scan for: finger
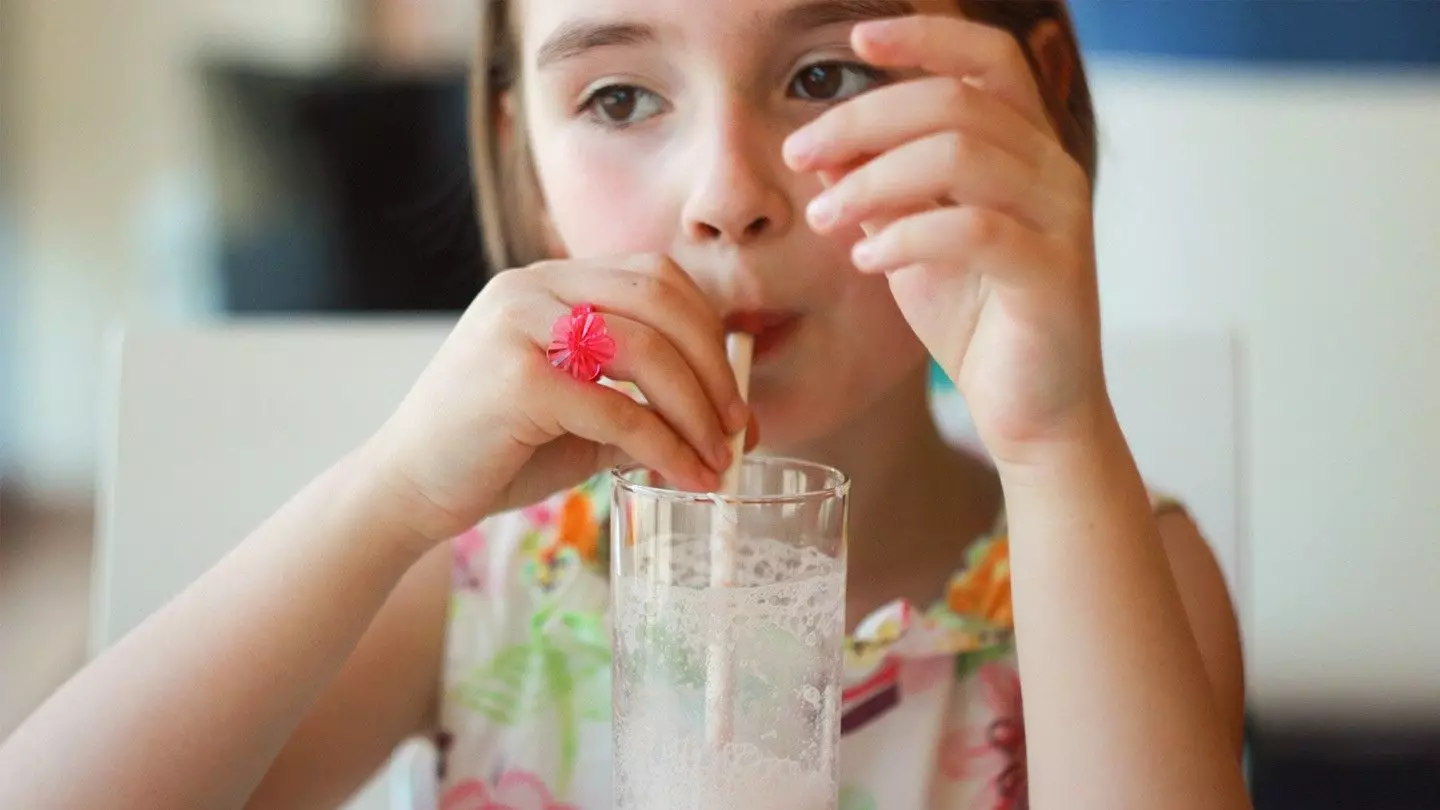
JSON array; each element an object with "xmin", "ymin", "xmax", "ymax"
[
  {"xmin": 538, "ymin": 257, "xmax": 747, "ymax": 432},
  {"xmin": 850, "ymin": 206, "xmax": 1053, "ymax": 283},
  {"xmin": 518, "ymin": 296, "xmax": 733, "ymax": 475},
  {"xmin": 743, "ymin": 411, "xmax": 761, "ymax": 453},
  {"xmin": 543, "ymin": 371, "xmax": 720, "ymax": 493},
  {"xmin": 851, "ymin": 15, "xmax": 1053, "ymax": 136},
  {"xmin": 808, "ymin": 130, "xmax": 1067, "ymax": 235},
  {"xmin": 785, "ymin": 76, "xmax": 1051, "ymax": 174},
  {"xmin": 599, "ymin": 313, "xmax": 735, "ymax": 474},
  {"xmin": 817, "ymin": 167, "xmax": 934, "ymax": 242}
]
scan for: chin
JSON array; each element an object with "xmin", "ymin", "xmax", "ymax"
[{"xmin": 747, "ymin": 374, "xmax": 864, "ymax": 454}]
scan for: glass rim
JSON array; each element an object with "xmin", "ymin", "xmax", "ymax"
[{"xmin": 611, "ymin": 456, "xmax": 850, "ymax": 506}]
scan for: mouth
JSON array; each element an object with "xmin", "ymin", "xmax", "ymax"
[{"xmin": 723, "ymin": 310, "xmax": 802, "ymax": 361}]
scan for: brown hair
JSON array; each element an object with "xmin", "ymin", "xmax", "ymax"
[{"xmin": 472, "ymin": 0, "xmax": 1097, "ymax": 273}]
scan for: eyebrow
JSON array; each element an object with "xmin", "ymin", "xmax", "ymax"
[
  {"xmin": 533, "ymin": 0, "xmax": 915, "ymax": 71},
  {"xmin": 535, "ymin": 20, "xmax": 656, "ymax": 70},
  {"xmin": 774, "ymin": 0, "xmax": 916, "ymax": 32}
]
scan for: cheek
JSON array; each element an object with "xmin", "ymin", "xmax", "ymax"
[
  {"xmin": 841, "ymin": 275, "xmax": 929, "ymax": 376},
  {"xmin": 536, "ymin": 141, "xmax": 675, "ymax": 258}
]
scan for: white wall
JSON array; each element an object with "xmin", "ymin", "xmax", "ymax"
[
  {"xmin": 1, "ymin": 0, "xmax": 18, "ymax": 486},
  {"xmin": 6, "ymin": 0, "xmax": 479, "ymax": 499},
  {"xmin": 1087, "ymin": 60, "xmax": 1440, "ymax": 723},
  {"xmin": 6, "ymin": 0, "xmax": 355, "ymax": 497}
]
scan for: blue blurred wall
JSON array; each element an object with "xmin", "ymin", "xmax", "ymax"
[{"xmin": 1070, "ymin": 0, "xmax": 1440, "ymax": 66}]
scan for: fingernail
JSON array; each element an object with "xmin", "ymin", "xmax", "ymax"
[
  {"xmin": 851, "ymin": 237, "xmax": 881, "ymax": 270},
  {"xmin": 807, "ymin": 193, "xmax": 840, "ymax": 231},
  {"xmin": 726, "ymin": 400, "xmax": 750, "ymax": 433}
]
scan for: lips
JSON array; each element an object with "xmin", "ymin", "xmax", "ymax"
[{"xmin": 724, "ymin": 310, "xmax": 801, "ymax": 360}]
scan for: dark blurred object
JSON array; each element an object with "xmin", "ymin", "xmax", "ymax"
[
  {"xmin": 1071, "ymin": 0, "xmax": 1440, "ymax": 66},
  {"xmin": 1250, "ymin": 721, "xmax": 1440, "ymax": 809},
  {"xmin": 202, "ymin": 61, "xmax": 485, "ymax": 314}
]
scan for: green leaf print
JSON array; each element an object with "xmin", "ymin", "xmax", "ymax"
[
  {"xmin": 954, "ymin": 637, "xmax": 1016, "ymax": 682},
  {"xmin": 840, "ymin": 785, "xmax": 878, "ymax": 810},
  {"xmin": 452, "ymin": 644, "xmax": 534, "ymax": 725},
  {"xmin": 451, "ymin": 606, "xmax": 613, "ymax": 800}
]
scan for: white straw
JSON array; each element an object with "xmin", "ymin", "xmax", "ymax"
[{"xmin": 705, "ymin": 332, "xmax": 753, "ymax": 748}]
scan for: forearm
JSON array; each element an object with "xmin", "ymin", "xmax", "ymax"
[
  {"xmin": 997, "ymin": 406, "xmax": 1249, "ymax": 809},
  {"xmin": 0, "ymin": 445, "xmax": 429, "ymax": 809}
]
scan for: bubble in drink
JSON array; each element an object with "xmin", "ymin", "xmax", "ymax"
[{"xmin": 613, "ymin": 535, "xmax": 844, "ymax": 810}]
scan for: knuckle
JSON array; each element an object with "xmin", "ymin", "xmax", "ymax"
[
  {"xmin": 948, "ymin": 130, "xmax": 978, "ymax": 165},
  {"xmin": 495, "ymin": 298, "xmax": 533, "ymax": 334},
  {"xmin": 628, "ymin": 272, "xmax": 670, "ymax": 306},
  {"xmin": 650, "ymin": 276, "xmax": 689, "ymax": 313},
  {"xmin": 935, "ymin": 131, "xmax": 968, "ymax": 177},
  {"xmin": 633, "ymin": 252, "xmax": 674, "ymax": 277},
  {"xmin": 959, "ymin": 208, "xmax": 1003, "ymax": 246},
  {"xmin": 626, "ymin": 324, "xmax": 666, "ymax": 361},
  {"xmin": 609, "ymin": 399, "xmax": 648, "ymax": 438},
  {"xmin": 936, "ymin": 77, "xmax": 969, "ymax": 113},
  {"xmin": 993, "ymin": 32, "xmax": 1029, "ymax": 73},
  {"xmin": 492, "ymin": 346, "xmax": 537, "ymax": 401},
  {"xmin": 485, "ymin": 267, "xmax": 527, "ymax": 298}
]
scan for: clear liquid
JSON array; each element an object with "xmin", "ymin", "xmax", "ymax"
[{"xmin": 613, "ymin": 535, "xmax": 844, "ymax": 810}]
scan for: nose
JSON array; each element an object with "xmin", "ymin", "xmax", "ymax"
[{"xmin": 680, "ymin": 104, "xmax": 793, "ymax": 247}]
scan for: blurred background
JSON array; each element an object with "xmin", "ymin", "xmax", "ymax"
[{"xmin": 3, "ymin": 1, "xmax": 1440, "ymax": 806}]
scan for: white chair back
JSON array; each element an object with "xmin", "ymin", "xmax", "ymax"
[{"xmin": 95, "ymin": 319, "xmax": 453, "ymax": 810}]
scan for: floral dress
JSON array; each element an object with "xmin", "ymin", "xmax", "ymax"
[{"xmin": 438, "ymin": 471, "xmax": 1176, "ymax": 810}]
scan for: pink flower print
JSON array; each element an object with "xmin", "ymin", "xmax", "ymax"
[
  {"xmin": 442, "ymin": 770, "xmax": 578, "ymax": 810},
  {"xmin": 899, "ymin": 656, "xmax": 951, "ymax": 696},
  {"xmin": 970, "ymin": 663, "xmax": 1027, "ymax": 809},
  {"xmin": 938, "ymin": 663, "xmax": 1027, "ymax": 809},
  {"xmin": 452, "ymin": 528, "xmax": 488, "ymax": 592},
  {"xmin": 522, "ymin": 503, "xmax": 554, "ymax": 526}
]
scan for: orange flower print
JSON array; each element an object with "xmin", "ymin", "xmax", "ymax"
[
  {"xmin": 946, "ymin": 537, "xmax": 1014, "ymax": 628},
  {"xmin": 555, "ymin": 491, "xmax": 600, "ymax": 564}
]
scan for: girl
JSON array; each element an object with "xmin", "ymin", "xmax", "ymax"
[{"xmin": 0, "ymin": 0, "xmax": 1250, "ymax": 807}]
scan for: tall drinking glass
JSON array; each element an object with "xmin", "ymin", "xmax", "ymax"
[{"xmin": 611, "ymin": 457, "xmax": 849, "ymax": 810}]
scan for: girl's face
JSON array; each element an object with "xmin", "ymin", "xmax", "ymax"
[{"xmin": 518, "ymin": 0, "xmax": 943, "ymax": 449}]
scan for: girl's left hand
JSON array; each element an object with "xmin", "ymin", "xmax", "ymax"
[{"xmin": 784, "ymin": 14, "xmax": 1105, "ymax": 463}]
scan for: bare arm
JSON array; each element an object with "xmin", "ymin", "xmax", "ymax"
[
  {"xmin": 1001, "ymin": 408, "xmax": 1250, "ymax": 809},
  {"xmin": 246, "ymin": 542, "xmax": 449, "ymax": 810},
  {"xmin": 0, "ymin": 446, "xmax": 440, "ymax": 809}
]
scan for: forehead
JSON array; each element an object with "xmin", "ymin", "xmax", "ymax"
[{"xmin": 515, "ymin": 0, "xmax": 956, "ymax": 59}]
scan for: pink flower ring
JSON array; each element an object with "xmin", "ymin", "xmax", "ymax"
[{"xmin": 547, "ymin": 303, "xmax": 617, "ymax": 383}]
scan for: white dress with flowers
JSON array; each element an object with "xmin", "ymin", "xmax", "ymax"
[{"xmin": 433, "ymin": 464, "xmax": 1179, "ymax": 810}]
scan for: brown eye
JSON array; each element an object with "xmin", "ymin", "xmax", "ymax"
[
  {"xmin": 790, "ymin": 62, "xmax": 885, "ymax": 102},
  {"xmin": 797, "ymin": 64, "xmax": 844, "ymax": 100},
  {"xmin": 584, "ymin": 84, "xmax": 665, "ymax": 127},
  {"xmin": 598, "ymin": 87, "xmax": 637, "ymax": 121}
]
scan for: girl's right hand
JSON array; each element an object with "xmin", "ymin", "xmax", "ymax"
[{"xmin": 365, "ymin": 254, "xmax": 750, "ymax": 549}]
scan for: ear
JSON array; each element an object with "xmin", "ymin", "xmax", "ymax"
[{"xmin": 1025, "ymin": 19, "xmax": 1075, "ymax": 109}]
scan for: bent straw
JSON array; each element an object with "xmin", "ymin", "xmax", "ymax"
[{"xmin": 704, "ymin": 331, "xmax": 753, "ymax": 748}]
